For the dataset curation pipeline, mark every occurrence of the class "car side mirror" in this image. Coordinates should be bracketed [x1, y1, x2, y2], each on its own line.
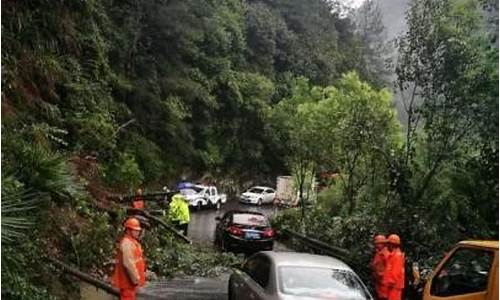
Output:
[215, 216, 221, 222]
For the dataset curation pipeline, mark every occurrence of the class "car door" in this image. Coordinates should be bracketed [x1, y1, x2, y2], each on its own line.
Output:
[208, 187, 217, 205]
[264, 189, 275, 203]
[230, 254, 272, 300]
[423, 246, 496, 300]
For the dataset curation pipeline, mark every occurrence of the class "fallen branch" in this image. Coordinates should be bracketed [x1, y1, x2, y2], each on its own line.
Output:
[128, 208, 192, 244]
[91, 202, 191, 244]
[45, 256, 119, 296]
[115, 118, 136, 135]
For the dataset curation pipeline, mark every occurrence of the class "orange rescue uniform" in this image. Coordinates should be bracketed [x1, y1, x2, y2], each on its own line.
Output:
[112, 235, 146, 300]
[132, 195, 144, 209]
[371, 246, 389, 299]
[383, 248, 405, 300]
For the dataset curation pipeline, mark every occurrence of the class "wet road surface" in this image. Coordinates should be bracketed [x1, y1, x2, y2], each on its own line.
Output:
[188, 197, 280, 244]
[135, 199, 290, 300]
[81, 199, 290, 300]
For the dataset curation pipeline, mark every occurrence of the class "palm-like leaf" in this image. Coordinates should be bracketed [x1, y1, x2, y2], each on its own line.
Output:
[1, 176, 39, 244]
[14, 140, 81, 200]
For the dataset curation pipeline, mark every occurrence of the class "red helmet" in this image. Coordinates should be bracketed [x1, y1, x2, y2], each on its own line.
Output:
[374, 234, 387, 244]
[124, 217, 141, 231]
[387, 234, 401, 245]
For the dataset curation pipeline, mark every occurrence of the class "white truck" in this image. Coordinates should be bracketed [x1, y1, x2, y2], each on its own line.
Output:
[180, 185, 227, 210]
[274, 175, 318, 208]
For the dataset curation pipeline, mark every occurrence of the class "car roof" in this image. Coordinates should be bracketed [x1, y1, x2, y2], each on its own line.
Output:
[458, 240, 499, 249]
[226, 210, 266, 216]
[195, 184, 210, 188]
[248, 186, 273, 190]
[258, 251, 352, 271]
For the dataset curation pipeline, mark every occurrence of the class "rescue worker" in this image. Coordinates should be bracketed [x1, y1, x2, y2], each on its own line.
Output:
[168, 193, 190, 236]
[132, 188, 145, 209]
[371, 234, 389, 300]
[112, 217, 146, 300]
[383, 234, 405, 300]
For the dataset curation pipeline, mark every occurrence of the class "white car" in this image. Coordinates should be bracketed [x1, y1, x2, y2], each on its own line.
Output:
[180, 185, 227, 210]
[240, 186, 276, 205]
[228, 252, 372, 300]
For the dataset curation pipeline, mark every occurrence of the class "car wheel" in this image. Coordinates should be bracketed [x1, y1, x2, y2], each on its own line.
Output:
[258, 198, 262, 206]
[197, 201, 202, 211]
[215, 200, 221, 210]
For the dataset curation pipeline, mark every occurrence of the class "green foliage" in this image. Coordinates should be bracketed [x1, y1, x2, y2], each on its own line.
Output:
[354, 0, 392, 87]
[102, 152, 144, 188]
[1, 176, 38, 243]
[122, 133, 166, 183]
[69, 212, 114, 271]
[272, 72, 400, 215]
[1, 0, 497, 297]
[141, 228, 242, 278]
[1, 267, 56, 300]
[2, 126, 81, 203]
[316, 184, 345, 214]
[1, 175, 57, 300]
[393, 0, 498, 240]
[69, 111, 117, 154]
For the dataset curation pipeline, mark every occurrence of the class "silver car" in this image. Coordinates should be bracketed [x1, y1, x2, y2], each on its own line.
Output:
[228, 251, 372, 300]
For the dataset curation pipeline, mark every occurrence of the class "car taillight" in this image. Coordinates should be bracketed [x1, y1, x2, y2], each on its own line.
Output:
[262, 228, 274, 238]
[227, 226, 244, 236]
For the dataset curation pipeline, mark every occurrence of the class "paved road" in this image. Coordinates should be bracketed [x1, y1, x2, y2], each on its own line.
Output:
[81, 199, 289, 300]
[136, 199, 291, 300]
[188, 197, 280, 244]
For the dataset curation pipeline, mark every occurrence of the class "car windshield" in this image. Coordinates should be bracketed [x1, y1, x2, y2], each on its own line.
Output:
[279, 267, 370, 300]
[247, 188, 264, 194]
[233, 214, 268, 226]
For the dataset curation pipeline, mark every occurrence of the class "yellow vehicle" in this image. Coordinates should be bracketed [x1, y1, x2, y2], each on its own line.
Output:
[421, 241, 498, 300]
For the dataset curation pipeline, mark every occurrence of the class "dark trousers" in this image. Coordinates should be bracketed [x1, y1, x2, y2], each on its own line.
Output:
[174, 222, 188, 236]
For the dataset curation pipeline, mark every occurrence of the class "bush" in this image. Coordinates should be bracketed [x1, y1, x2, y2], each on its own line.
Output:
[122, 133, 166, 183]
[69, 111, 117, 155]
[102, 152, 144, 188]
[70, 212, 115, 272]
[316, 184, 344, 214]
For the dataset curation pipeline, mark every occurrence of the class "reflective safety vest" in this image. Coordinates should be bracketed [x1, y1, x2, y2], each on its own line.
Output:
[112, 235, 146, 289]
[383, 248, 405, 290]
[168, 194, 190, 225]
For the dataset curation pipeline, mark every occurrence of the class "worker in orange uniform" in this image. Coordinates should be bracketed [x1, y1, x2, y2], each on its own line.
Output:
[371, 234, 389, 300]
[112, 217, 146, 300]
[132, 188, 145, 209]
[383, 234, 405, 300]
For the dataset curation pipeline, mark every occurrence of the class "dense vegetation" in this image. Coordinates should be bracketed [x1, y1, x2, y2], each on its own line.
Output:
[274, 0, 498, 282]
[1, 0, 497, 298]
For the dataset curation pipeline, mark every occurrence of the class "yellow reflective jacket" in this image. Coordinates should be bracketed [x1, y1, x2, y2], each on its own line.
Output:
[168, 194, 190, 224]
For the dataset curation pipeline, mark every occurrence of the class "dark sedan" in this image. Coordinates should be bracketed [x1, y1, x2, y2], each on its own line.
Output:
[214, 210, 275, 253]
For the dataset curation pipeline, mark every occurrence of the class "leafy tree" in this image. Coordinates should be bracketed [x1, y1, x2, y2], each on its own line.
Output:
[272, 73, 399, 217]
[305, 72, 399, 214]
[355, 0, 392, 86]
